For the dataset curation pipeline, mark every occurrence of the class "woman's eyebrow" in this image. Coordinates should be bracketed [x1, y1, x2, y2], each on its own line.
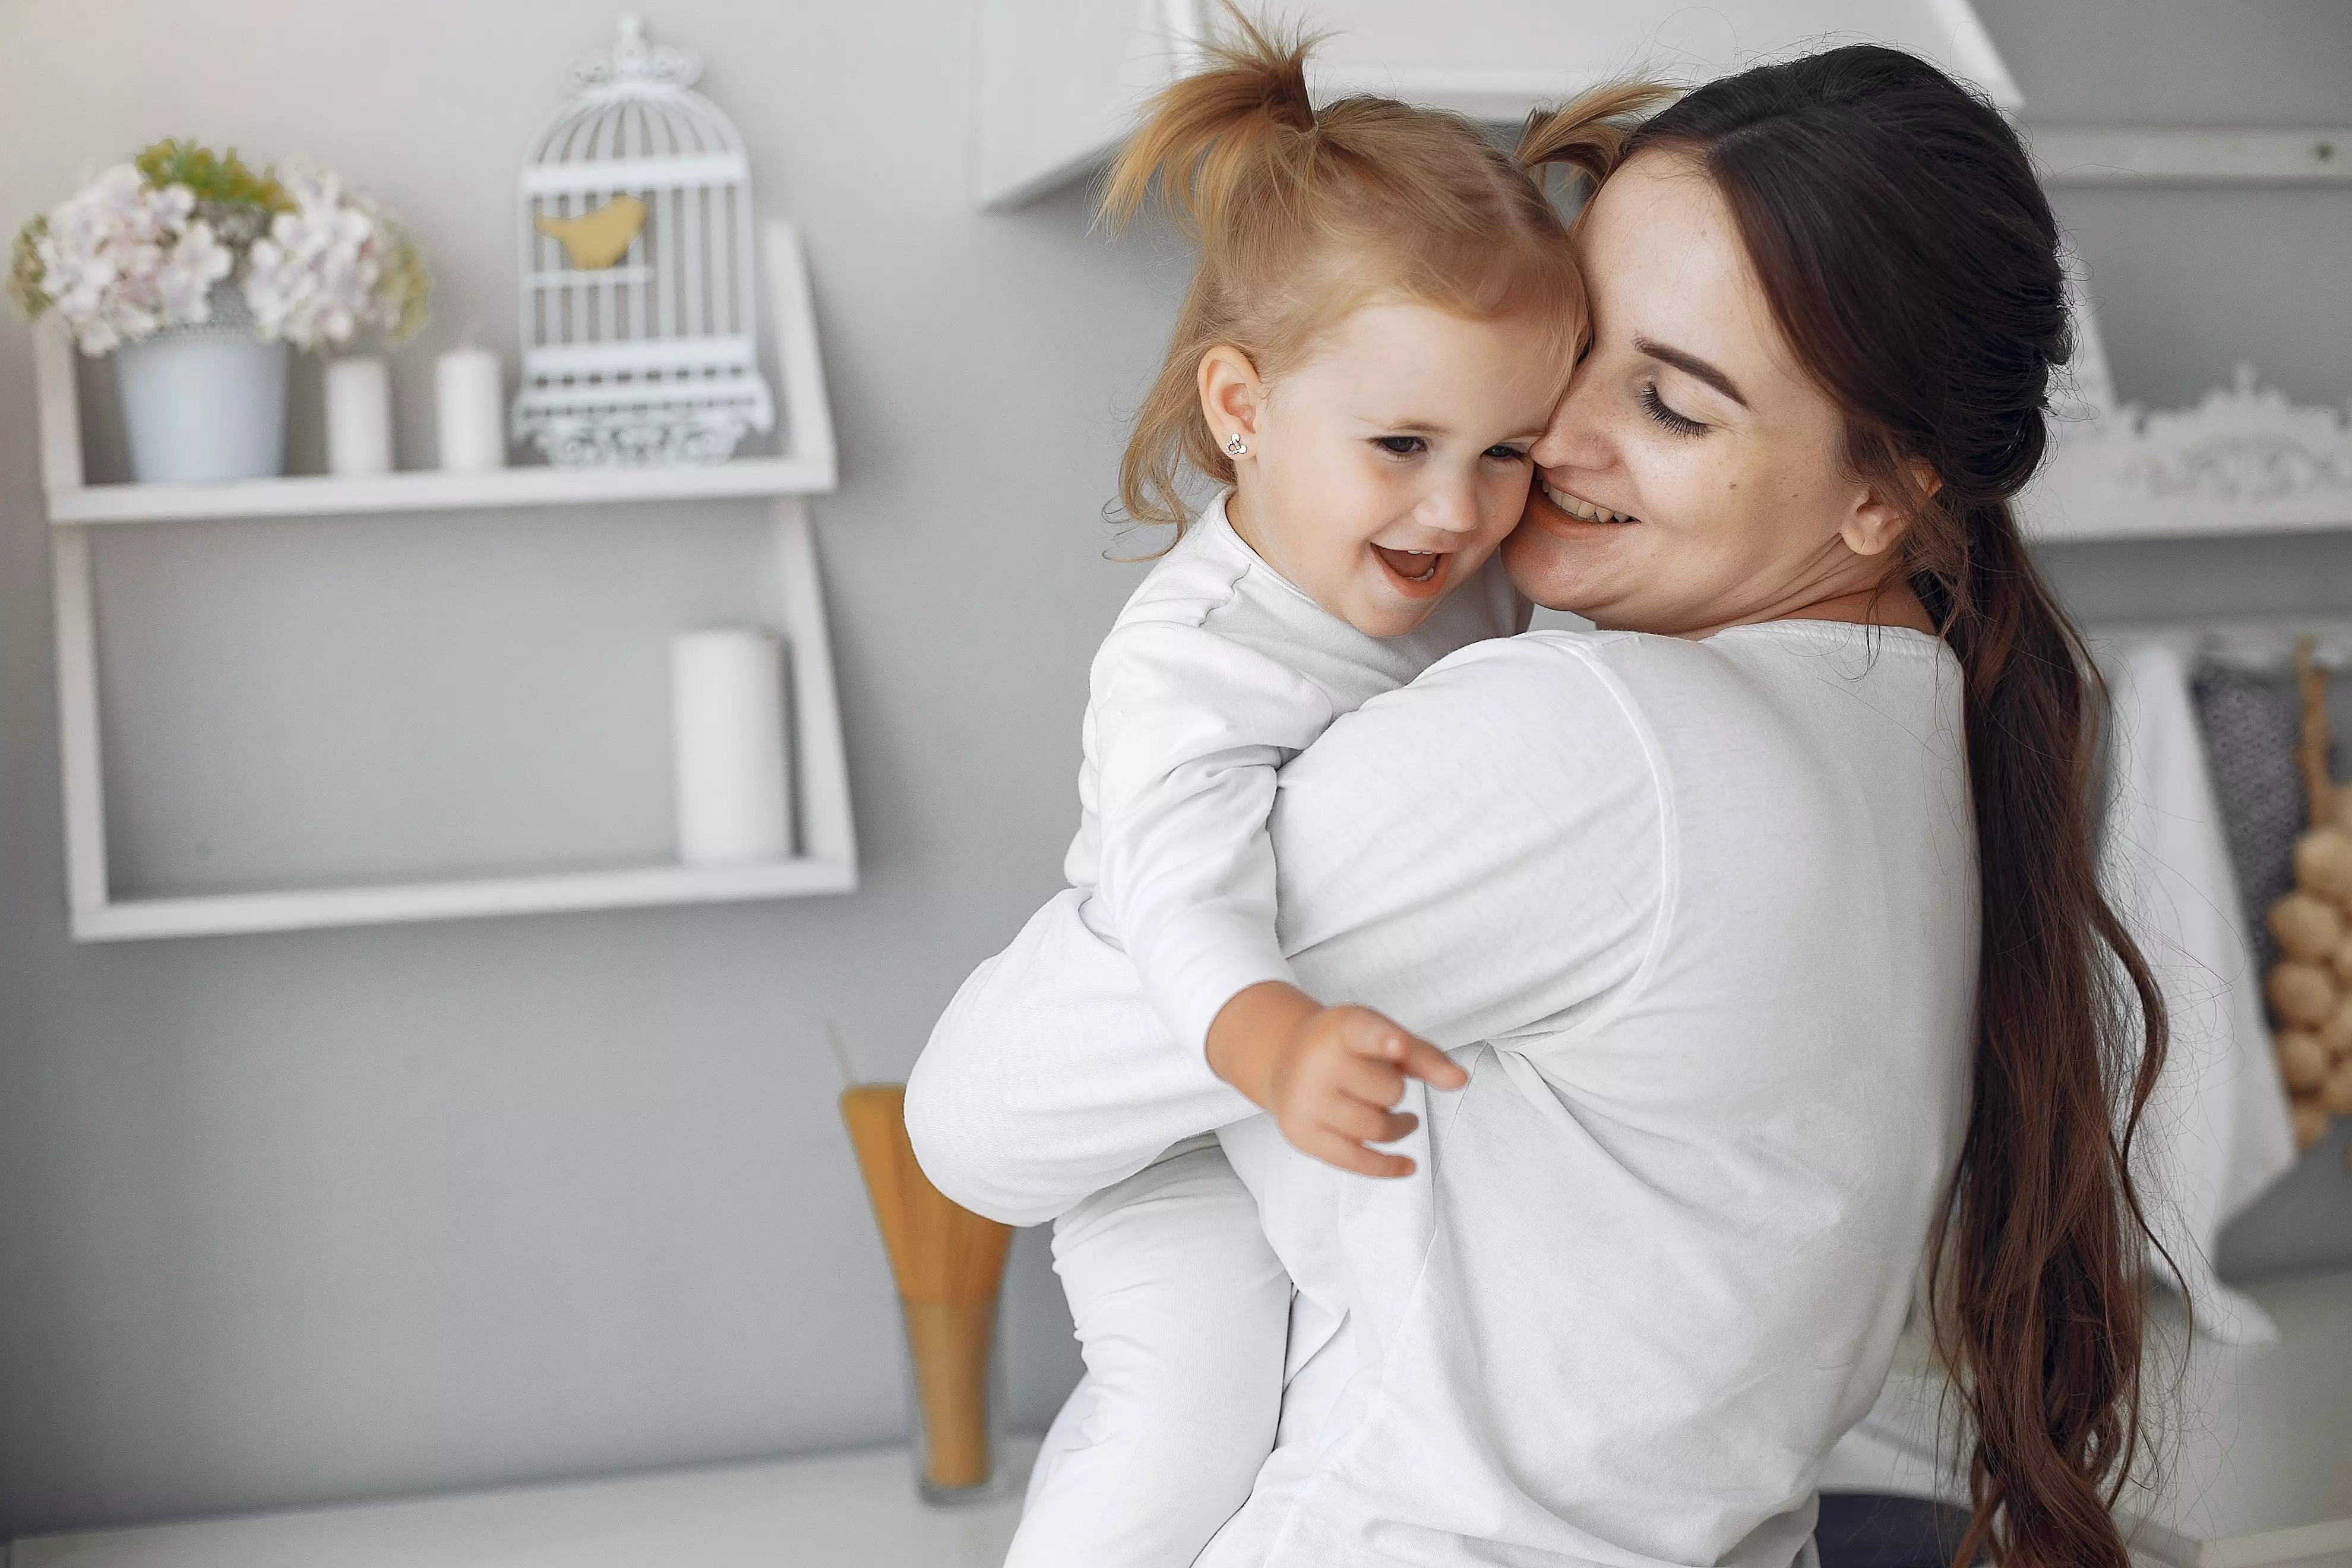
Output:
[1633, 335, 1749, 409]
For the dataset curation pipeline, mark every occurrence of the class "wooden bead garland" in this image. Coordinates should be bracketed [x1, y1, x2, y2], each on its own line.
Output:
[2262, 641, 2352, 1160]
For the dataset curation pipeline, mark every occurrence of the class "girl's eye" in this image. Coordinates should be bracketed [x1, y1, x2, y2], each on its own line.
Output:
[1482, 444, 1529, 463]
[1639, 382, 1708, 437]
[1372, 435, 1427, 456]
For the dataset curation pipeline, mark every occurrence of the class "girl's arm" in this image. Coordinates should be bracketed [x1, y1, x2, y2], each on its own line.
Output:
[1087, 618, 1338, 1057]
[908, 636, 1664, 1223]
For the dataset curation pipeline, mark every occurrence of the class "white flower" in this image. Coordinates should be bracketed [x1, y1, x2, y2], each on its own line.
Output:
[154, 220, 232, 323]
[241, 167, 400, 352]
[31, 164, 222, 354]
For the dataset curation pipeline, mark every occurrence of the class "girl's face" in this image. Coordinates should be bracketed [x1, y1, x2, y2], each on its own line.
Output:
[1203, 301, 1560, 638]
[1505, 150, 1917, 636]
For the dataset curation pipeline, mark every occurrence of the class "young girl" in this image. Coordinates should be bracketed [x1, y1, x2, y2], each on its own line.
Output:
[914, 21, 1619, 1565]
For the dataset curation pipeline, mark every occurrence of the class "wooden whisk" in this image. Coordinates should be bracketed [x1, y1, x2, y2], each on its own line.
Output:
[840, 1083, 1013, 1492]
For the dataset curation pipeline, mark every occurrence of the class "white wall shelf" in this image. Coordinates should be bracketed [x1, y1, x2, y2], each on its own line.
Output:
[2024, 366, 2352, 543]
[2031, 125, 2352, 186]
[44, 454, 835, 527]
[975, 0, 2019, 210]
[32, 219, 859, 943]
[73, 853, 858, 943]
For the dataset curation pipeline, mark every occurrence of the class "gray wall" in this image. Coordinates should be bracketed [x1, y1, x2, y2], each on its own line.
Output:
[0, 0, 2347, 1541]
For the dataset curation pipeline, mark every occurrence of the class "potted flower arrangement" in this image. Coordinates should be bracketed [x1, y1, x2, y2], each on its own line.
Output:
[9, 141, 429, 483]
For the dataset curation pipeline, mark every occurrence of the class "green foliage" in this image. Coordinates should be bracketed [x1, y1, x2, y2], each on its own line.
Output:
[375, 218, 432, 344]
[133, 139, 290, 213]
[8, 214, 48, 320]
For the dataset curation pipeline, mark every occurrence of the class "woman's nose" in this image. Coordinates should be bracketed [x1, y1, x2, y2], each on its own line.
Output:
[1532, 378, 1608, 472]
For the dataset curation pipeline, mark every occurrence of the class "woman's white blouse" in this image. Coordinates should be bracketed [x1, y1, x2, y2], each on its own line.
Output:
[909, 621, 1978, 1568]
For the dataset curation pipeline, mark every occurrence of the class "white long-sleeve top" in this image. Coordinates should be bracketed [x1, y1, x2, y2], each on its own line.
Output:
[1065, 491, 1523, 1055]
[909, 622, 1978, 1567]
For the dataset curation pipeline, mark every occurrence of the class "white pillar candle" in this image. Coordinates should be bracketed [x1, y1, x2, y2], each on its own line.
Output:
[325, 355, 393, 476]
[671, 629, 794, 865]
[435, 347, 505, 472]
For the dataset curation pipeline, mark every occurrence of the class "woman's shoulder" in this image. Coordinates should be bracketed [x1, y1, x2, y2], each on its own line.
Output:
[1402, 619, 1966, 807]
[1308, 628, 1668, 806]
[1497, 621, 1961, 728]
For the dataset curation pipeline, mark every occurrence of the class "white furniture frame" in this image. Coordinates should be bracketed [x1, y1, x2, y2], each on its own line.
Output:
[31, 220, 856, 943]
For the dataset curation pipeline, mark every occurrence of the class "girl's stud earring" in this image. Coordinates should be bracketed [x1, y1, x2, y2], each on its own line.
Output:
[1224, 433, 1248, 457]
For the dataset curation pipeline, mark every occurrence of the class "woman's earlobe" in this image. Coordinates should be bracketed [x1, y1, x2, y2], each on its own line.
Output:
[1841, 494, 1912, 558]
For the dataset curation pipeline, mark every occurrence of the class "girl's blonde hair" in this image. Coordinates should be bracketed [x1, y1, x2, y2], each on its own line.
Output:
[1104, 10, 1662, 529]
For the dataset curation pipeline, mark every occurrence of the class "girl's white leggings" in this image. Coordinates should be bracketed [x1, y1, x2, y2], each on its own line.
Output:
[1007, 1137, 1291, 1568]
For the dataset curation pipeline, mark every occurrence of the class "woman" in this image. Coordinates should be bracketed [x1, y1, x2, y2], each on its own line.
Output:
[911, 45, 2164, 1568]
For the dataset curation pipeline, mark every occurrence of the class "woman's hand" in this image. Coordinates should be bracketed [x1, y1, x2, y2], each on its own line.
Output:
[1205, 981, 1469, 1177]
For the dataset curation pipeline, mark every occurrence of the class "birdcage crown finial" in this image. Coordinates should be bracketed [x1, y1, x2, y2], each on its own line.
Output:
[565, 13, 702, 95]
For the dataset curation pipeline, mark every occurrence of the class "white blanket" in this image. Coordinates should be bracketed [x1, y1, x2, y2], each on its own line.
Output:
[2098, 637, 2298, 1345]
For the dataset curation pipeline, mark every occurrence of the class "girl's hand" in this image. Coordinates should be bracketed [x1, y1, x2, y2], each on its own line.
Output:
[1205, 982, 1468, 1177]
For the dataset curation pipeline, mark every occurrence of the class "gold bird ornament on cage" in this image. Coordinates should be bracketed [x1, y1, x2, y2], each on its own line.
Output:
[534, 193, 646, 270]
[2264, 640, 2352, 1157]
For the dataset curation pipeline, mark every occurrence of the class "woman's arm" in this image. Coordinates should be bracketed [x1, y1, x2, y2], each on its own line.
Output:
[908, 635, 1665, 1223]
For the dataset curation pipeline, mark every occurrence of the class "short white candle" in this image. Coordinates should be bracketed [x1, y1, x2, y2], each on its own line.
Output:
[672, 629, 794, 865]
[435, 347, 506, 472]
[325, 355, 393, 476]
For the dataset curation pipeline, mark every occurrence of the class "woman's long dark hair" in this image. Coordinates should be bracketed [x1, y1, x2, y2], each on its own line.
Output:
[1523, 47, 2170, 1568]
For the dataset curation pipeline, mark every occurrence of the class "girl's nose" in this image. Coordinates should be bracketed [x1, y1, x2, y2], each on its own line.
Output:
[1420, 478, 1481, 536]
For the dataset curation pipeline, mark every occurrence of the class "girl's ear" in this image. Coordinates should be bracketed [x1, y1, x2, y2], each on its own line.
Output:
[1198, 345, 1266, 447]
[1841, 459, 1940, 558]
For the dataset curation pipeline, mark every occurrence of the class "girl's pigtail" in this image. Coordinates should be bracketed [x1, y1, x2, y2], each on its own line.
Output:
[1516, 83, 1680, 206]
[1101, 9, 1319, 236]
[1102, 9, 1322, 529]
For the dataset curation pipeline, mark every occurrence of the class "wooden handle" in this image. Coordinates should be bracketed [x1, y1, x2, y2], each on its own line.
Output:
[903, 1296, 998, 1490]
[840, 1083, 1014, 1491]
[840, 1084, 1013, 1302]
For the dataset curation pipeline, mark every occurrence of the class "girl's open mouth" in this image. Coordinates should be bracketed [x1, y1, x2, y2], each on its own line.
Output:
[1371, 544, 1449, 597]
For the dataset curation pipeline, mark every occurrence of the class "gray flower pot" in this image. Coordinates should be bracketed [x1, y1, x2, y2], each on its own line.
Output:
[113, 283, 287, 483]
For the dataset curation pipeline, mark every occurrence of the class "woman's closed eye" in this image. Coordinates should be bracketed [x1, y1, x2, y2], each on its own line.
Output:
[1639, 382, 1708, 437]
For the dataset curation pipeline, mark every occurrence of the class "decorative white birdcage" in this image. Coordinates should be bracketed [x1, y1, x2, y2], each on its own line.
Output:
[512, 14, 774, 467]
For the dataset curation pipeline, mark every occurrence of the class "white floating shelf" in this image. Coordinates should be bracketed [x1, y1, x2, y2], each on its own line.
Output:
[2032, 125, 2352, 186]
[2023, 365, 2352, 543]
[46, 453, 835, 527]
[974, 0, 2019, 210]
[75, 855, 857, 943]
[33, 220, 860, 941]
[39, 218, 839, 526]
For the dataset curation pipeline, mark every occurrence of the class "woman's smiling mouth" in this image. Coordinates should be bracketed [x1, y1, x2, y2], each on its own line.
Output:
[1540, 481, 1637, 524]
